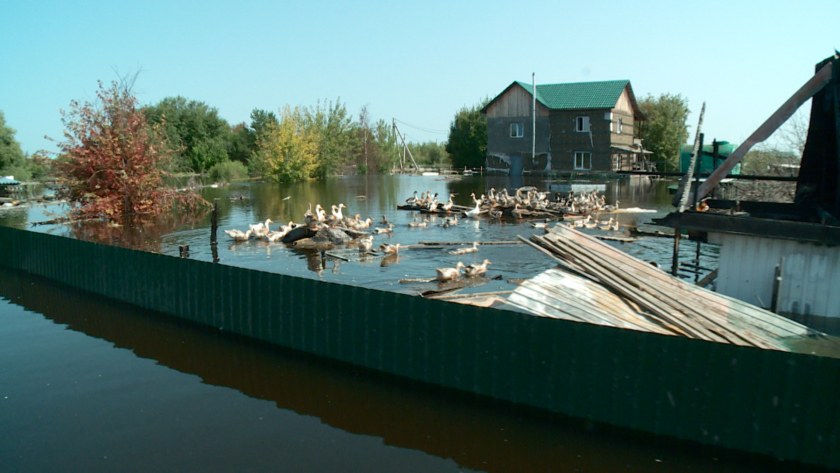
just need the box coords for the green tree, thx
[144,96,231,173]
[373,118,398,173]
[742,147,799,175]
[445,100,487,169]
[0,110,28,179]
[252,105,318,183]
[303,98,353,178]
[636,93,690,171]
[411,141,449,167]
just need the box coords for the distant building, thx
[481,79,647,175]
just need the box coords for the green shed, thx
[680,141,740,175]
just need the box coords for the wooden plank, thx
[542,225,813,341]
[535,229,791,347]
[696,61,833,200]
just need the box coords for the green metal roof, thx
[513,79,630,110]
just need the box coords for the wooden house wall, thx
[549,109,613,171]
[485,85,550,118]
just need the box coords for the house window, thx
[574,151,591,170]
[576,116,590,132]
[617,117,623,134]
[510,122,524,138]
[607,112,614,132]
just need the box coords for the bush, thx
[208,160,248,182]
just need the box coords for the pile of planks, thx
[514,224,821,351]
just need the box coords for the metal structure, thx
[0,224,838,469]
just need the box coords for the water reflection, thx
[1,267,821,473]
[5,175,713,290]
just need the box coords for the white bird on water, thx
[436,262,465,282]
[449,242,478,255]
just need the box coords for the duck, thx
[249,218,273,233]
[262,230,286,242]
[465,259,492,277]
[249,218,273,238]
[406,191,418,205]
[373,223,394,235]
[441,194,455,212]
[315,204,327,223]
[511,203,530,219]
[531,219,551,229]
[380,243,402,255]
[353,216,373,230]
[598,217,614,231]
[334,203,346,221]
[603,200,620,212]
[224,229,252,241]
[609,219,620,231]
[463,199,481,218]
[441,216,459,227]
[380,215,391,225]
[489,209,503,219]
[408,218,429,228]
[358,235,374,252]
[584,215,598,229]
[449,242,479,255]
[436,262,465,282]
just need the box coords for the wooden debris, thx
[595,235,637,243]
[517,225,821,350]
[417,240,522,246]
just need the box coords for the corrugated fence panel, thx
[1,225,838,469]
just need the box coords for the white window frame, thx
[607,112,614,132]
[575,116,590,132]
[574,151,592,170]
[617,117,623,134]
[510,122,524,138]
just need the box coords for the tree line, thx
[0,76,809,223]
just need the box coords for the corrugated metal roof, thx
[514,80,629,110]
[0,177,20,185]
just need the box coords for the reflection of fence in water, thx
[1,225,839,469]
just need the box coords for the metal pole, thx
[532,73,536,165]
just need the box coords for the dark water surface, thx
[1,176,828,472]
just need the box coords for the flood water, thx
[0,176,832,472]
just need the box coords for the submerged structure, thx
[661,53,840,335]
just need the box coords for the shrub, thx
[209,160,248,182]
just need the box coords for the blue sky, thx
[1,0,837,155]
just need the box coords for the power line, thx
[394,118,449,135]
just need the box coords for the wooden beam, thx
[696,62,833,200]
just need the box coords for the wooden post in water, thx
[210,199,219,263]
[671,227,681,277]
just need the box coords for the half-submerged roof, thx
[483,79,644,119]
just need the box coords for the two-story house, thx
[482,79,646,174]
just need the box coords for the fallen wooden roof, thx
[509,224,822,351]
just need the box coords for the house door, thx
[510,155,523,176]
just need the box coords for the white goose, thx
[448,242,478,255]
[436,262,465,282]
[380,243,402,255]
[224,229,252,241]
[463,199,481,218]
[465,259,492,277]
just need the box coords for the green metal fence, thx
[1,225,838,468]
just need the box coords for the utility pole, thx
[532,72,536,165]
[392,119,419,173]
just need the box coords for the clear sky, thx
[1,0,837,155]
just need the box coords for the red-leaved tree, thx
[55,79,204,221]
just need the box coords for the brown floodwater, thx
[1,175,834,472]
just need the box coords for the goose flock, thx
[222,185,623,286]
[401,187,621,221]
